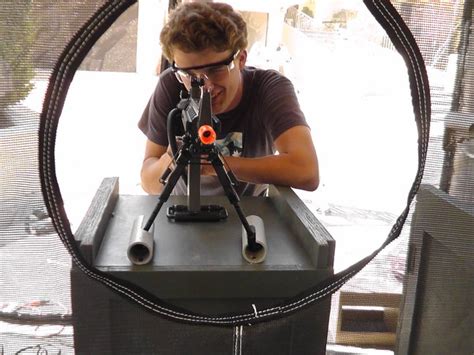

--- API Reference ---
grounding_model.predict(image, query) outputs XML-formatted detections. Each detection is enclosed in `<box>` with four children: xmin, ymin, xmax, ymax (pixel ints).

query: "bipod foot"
<box><xmin>167</xmin><ymin>204</ymin><xmax>228</xmax><ymax>222</ymax></box>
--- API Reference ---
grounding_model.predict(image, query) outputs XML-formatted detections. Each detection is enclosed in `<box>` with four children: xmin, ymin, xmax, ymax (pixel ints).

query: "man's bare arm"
<box><xmin>218</xmin><ymin>125</ymin><xmax>319</xmax><ymax>191</ymax></box>
<box><xmin>140</xmin><ymin>139</ymin><xmax>173</xmax><ymax>195</ymax></box>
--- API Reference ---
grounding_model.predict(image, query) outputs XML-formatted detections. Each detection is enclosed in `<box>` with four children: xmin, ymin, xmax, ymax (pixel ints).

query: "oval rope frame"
<box><xmin>39</xmin><ymin>0</ymin><xmax>430</xmax><ymax>326</ymax></box>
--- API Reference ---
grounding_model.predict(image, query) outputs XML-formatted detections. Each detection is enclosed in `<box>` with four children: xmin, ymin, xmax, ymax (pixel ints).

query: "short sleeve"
<box><xmin>257</xmin><ymin>70</ymin><xmax>308</xmax><ymax>140</ymax></box>
<box><xmin>138</xmin><ymin>68</ymin><xmax>182</xmax><ymax>146</ymax></box>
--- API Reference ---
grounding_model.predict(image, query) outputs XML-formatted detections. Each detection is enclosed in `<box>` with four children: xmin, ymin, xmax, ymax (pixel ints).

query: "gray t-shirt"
<box><xmin>138</xmin><ymin>66</ymin><xmax>308</xmax><ymax>196</ymax></box>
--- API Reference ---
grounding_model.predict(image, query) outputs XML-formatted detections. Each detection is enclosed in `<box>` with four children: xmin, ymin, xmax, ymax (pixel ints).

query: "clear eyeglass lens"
<box><xmin>174</xmin><ymin>61</ymin><xmax>234</xmax><ymax>87</ymax></box>
<box><xmin>205</xmin><ymin>64</ymin><xmax>231</xmax><ymax>82</ymax></box>
<box><xmin>174</xmin><ymin>70</ymin><xmax>189</xmax><ymax>85</ymax></box>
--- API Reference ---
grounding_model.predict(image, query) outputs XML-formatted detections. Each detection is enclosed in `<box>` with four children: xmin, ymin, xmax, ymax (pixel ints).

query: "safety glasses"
<box><xmin>171</xmin><ymin>50</ymin><xmax>240</xmax><ymax>87</ymax></box>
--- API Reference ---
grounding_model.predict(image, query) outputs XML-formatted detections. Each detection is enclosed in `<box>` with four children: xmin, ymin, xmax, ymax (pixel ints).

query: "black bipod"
<box><xmin>142</xmin><ymin>134</ymin><xmax>261</xmax><ymax>254</ymax></box>
<box><xmin>142</xmin><ymin>78</ymin><xmax>262</xmax><ymax>254</ymax></box>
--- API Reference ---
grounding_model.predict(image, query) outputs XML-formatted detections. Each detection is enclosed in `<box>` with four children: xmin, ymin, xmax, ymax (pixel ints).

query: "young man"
<box><xmin>138</xmin><ymin>2</ymin><xmax>319</xmax><ymax>196</ymax></box>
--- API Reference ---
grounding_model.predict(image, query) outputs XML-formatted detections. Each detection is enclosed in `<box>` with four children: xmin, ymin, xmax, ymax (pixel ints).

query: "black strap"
<box><xmin>39</xmin><ymin>0</ymin><xmax>430</xmax><ymax>326</ymax></box>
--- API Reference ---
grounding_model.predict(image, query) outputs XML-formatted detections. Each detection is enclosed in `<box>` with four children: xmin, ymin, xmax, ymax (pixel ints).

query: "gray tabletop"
<box><xmin>96</xmin><ymin>195</ymin><xmax>316</xmax><ymax>270</ymax></box>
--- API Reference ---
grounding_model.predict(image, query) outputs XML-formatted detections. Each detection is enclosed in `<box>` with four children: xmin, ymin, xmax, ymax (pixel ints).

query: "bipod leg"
<box><xmin>143</xmin><ymin>149</ymin><xmax>190</xmax><ymax>231</ymax></box>
<box><xmin>209</xmin><ymin>151</ymin><xmax>261</xmax><ymax>252</ymax></box>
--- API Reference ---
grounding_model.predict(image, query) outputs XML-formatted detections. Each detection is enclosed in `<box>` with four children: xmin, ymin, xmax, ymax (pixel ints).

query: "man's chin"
<box><xmin>211</xmin><ymin>92</ymin><xmax>227</xmax><ymax>114</ymax></box>
<box><xmin>212</xmin><ymin>103</ymin><xmax>226</xmax><ymax>115</ymax></box>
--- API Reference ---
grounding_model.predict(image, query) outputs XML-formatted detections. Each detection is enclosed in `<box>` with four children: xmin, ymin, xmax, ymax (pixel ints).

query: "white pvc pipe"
<box><xmin>242</xmin><ymin>215</ymin><xmax>267</xmax><ymax>264</ymax></box>
<box><xmin>127</xmin><ymin>215</ymin><xmax>154</xmax><ymax>265</ymax></box>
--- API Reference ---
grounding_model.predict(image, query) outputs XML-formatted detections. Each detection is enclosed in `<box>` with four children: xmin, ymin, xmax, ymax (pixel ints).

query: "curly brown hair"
<box><xmin>160</xmin><ymin>2</ymin><xmax>248</xmax><ymax>61</ymax></box>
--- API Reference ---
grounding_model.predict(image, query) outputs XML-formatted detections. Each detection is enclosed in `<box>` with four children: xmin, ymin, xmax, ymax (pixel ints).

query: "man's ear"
<box><xmin>238</xmin><ymin>49</ymin><xmax>247</xmax><ymax>69</ymax></box>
